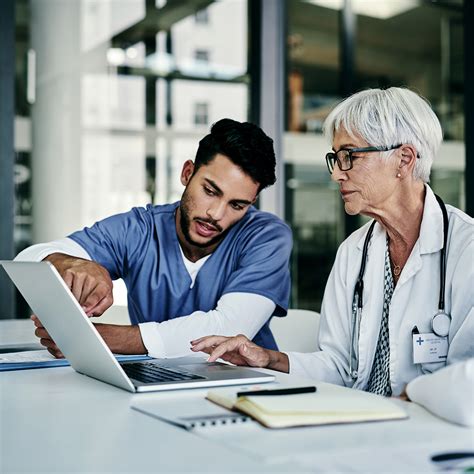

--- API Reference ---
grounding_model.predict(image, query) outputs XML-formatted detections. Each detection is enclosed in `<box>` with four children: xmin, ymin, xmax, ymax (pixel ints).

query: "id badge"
<box><xmin>412</xmin><ymin>333</ymin><xmax>448</xmax><ymax>364</ymax></box>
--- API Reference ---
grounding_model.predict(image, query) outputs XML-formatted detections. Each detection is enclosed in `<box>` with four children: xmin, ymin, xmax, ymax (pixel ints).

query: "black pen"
<box><xmin>237</xmin><ymin>386</ymin><xmax>317</xmax><ymax>397</ymax></box>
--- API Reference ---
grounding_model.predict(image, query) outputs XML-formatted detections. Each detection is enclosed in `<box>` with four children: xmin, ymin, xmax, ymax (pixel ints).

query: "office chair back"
<box><xmin>270</xmin><ymin>309</ymin><xmax>320</xmax><ymax>353</ymax></box>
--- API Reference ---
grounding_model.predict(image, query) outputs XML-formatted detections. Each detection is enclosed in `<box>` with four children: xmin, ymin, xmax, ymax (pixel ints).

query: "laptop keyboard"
<box><xmin>121</xmin><ymin>361</ymin><xmax>205</xmax><ymax>384</ymax></box>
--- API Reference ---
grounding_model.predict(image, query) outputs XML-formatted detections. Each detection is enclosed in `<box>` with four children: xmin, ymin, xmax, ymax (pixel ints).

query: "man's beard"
<box><xmin>179</xmin><ymin>191</ymin><xmax>228</xmax><ymax>249</ymax></box>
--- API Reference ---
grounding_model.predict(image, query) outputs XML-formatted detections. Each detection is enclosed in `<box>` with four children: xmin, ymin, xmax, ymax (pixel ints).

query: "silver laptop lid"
<box><xmin>1</xmin><ymin>261</ymin><xmax>275</xmax><ymax>392</ymax></box>
<box><xmin>0</xmin><ymin>261</ymin><xmax>134</xmax><ymax>391</ymax></box>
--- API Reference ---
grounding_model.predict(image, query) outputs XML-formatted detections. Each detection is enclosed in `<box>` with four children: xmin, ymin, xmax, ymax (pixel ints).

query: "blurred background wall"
<box><xmin>1</xmin><ymin>0</ymin><xmax>470</xmax><ymax>318</ymax></box>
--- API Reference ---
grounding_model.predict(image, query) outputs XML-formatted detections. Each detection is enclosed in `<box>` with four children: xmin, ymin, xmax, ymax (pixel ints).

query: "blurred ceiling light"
<box><xmin>306</xmin><ymin>0</ymin><xmax>419</xmax><ymax>19</ymax></box>
<box><xmin>145</xmin><ymin>52</ymin><xmax>174</xmax><ymax>74</ymax></box>
<box><xmin>107</xmin><ymin>48</ymin><xmax>126</xmax><ymax>66</ymax></box>
<box><xmin>126</xmin><ymin>47</ymin><xmax>138</xmax><ymax>59</ymax></box>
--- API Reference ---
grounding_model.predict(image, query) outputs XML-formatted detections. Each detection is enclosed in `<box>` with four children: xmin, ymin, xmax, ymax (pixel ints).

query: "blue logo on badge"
<box><xmin>416</xmin><ymin>337</ymin><xmax>424</xmax><ymax>346</ymax></box>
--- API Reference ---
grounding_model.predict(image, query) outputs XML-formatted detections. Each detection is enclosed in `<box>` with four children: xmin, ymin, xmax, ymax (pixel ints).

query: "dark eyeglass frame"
<box><xmin>325</xmin><ymin>144</ymin><xmax>403</xmax><ymax>174</ymax></box>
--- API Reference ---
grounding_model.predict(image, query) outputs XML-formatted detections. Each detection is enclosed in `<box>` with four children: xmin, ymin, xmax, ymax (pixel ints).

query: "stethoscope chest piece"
<box><xmin>431</xmin><ymin>311</ymin><xmax>451</xmax><ymax>338</ymax></box>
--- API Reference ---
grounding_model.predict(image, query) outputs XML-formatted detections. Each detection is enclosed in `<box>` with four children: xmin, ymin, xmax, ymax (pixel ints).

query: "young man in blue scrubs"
<box><xmin>17</xmin><ymin>119</ymin><xmax>292</xmax><ymax>358</ymax></box>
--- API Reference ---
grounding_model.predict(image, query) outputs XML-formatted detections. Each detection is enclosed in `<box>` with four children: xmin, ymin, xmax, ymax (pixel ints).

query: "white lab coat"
<box><xmin>288</xmin><ymin>185</ymin><xmax>474</xmax><ymax>397</ymax></box>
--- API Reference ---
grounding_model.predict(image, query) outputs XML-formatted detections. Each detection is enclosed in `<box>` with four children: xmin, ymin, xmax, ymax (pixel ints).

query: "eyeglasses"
<box><xmin>325</xmin><ymin>144</ymin><xmax>402</xmax><ymax>174</ymax></box>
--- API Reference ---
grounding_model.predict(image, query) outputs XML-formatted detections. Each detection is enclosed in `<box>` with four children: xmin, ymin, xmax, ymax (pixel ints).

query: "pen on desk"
<box><xmin>236</xmin><ymin>386</ymin><xmax>317</xmax><ymax>397</ymax></box>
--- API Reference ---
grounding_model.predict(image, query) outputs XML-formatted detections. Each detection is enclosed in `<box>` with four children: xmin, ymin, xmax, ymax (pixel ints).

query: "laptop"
<box><xmin>0</xmin><ymin>261</ymin><xmax>275</xmax><ymax>392</ymax></box>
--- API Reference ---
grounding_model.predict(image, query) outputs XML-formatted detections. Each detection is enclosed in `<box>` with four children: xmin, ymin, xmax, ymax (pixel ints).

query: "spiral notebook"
<box><xmin>206</xmin><ymin>382</ymin><xmax>408</xmax><ymax>428</ymax></box>
<box><xmin>131</xmin><ymin>397</ymin><xmax>251</xmax><ymax>430</ymax></box>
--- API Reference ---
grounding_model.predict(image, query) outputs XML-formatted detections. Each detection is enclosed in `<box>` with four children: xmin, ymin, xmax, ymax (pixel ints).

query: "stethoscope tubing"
<box><xmin>349</xmin><ymin>195</ymin><xmax>450</xmax><ymax>380</ymax></box>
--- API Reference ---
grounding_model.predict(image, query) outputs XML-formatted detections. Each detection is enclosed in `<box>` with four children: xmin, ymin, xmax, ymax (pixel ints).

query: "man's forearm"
<box><xmin>44</xmin><ymin>252</ymin><xmax>86</xmax><ymax>271</ymax></box>
<box><xmin>138</xmin><ymin>292</ymin><xmax>276</xmax><ymax>358</ymax></box>
<box><xmin>95</xmin><ymin>324</ymin><xmax>147</xmax><ymax>354</ymax></box>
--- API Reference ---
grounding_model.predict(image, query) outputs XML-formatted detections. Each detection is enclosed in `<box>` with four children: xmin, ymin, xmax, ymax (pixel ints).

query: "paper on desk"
<box><xmin>0</xmin><ymin>350</ymin><xmax>57</xmax><ymax>363</ymax></box>
<box><xmin>0</xmin><ymin>349</ymin><xmax>70</xmax><ymax>371</ymax></box>
<box><xmin>0</xmin><ymin>349</ymin><xmax>151</xmax><ymax>371</ymax></box>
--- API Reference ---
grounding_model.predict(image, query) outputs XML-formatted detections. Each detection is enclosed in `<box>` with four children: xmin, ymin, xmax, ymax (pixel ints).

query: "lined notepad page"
<box><xmin>207</xmin><ymin>382</ymin><xmax>408</xmax><ymax>428</ymax></box>
<box><xmin>245</xmin><ymin>387</ymin><xmax>400</xmax><ymax>415</ymax></box>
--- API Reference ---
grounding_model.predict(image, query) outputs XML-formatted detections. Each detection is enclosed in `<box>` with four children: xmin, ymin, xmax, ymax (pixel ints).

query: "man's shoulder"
<box><xmin>141</xmin><ymin>201</ymin><xmax>179</xmax><ymax>217</ymax></box>
<box><xmin>243</xmin><ymin>207</ymin><xmax>291</xmax><ymax>231</ymax></box>
<box><xmin>231</xmin><ymin>208</ymin><xmax>292</xmax><ymax>250</ymax></box>
<box><xmin>91</xmin><ymin>203</ymin><xmax>178</xmax><ymax>238</ymax></box>
<box><xmin>124</xmin><ymin>202</ymin><xmax>178</xmax><ymax>226</ymax></box>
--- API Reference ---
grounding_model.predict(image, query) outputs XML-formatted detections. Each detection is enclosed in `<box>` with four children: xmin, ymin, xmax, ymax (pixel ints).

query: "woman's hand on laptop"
<box><xmin>190</xmin><ymin>334</ymin><xmax>290</xmax><ymax>373</ymax></box>
<box><xmin>44</xmin><ymin>253</ymin><xmax>113</xmax><ymax>317</ymax></box>
<box><xmin>31</xmin><ymin>315</ymin><xmax>64</xmax><ymax>358</ymax></box>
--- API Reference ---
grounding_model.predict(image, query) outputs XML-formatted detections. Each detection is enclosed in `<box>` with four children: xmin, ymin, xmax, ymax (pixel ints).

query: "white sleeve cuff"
<box><xmin>286</xmin><ymin>351</ymin><xmax>348</xmax><ymax>386</ymax></box>
<box><xmin>138</xmin><ymin>292</ymin><xmax>275</xmax><ymax>359</ymax></box>
<box><xmin>15</xmin><ymin>237</ymin><xmax>91</xmax><ymax>262</ymax></box>
<box><xmin>138</xmin><ymin>322</ymin><xmax>167</xmax><ymax>358</ymax></box>
<box><xmin>406</xmin><ymin>359</ymin><xmax>474</xmax><ymax>427</ymax></box>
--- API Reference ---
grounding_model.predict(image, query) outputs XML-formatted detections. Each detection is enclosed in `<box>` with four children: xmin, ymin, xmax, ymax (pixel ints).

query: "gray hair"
<box><xmin>322</xmin><ymin>87</ymin><xmax>443</xmax><ymax>182</ymax></box>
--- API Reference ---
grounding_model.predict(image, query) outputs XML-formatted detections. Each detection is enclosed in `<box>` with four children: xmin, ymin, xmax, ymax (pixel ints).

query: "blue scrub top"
<box><xmin>69</xmin><ymin>202</ymin><xmax>292</xmax><ymax>350</ymax></box>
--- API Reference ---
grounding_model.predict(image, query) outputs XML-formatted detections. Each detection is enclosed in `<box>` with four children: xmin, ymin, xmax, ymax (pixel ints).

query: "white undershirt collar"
<box><xmin>178</xmin><ymin>245</ymin><xmax>212</xmax><ymax>289</ymax></box>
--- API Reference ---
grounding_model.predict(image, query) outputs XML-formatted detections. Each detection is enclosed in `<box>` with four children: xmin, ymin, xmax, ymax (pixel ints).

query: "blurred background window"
<box><xmin>285</xmin><ymin>0</ymin><xmax>465</xmax><ymax>311</ymax></box>
<box><xmin>13</xmin><ymin>0</ymin><xmax>249</xmax><ymax>314</ymax></box>
<box><xmin>7</xmin><ymin>0</ymin><xmax>467</xmax><ymax>318</ymax></box>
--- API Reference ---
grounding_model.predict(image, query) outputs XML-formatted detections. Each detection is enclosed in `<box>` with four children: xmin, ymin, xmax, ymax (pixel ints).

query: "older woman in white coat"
<box><xmin>191</xmin><ymin>87</ymin><xmax>473</xmax><ymax>423</ymax></box>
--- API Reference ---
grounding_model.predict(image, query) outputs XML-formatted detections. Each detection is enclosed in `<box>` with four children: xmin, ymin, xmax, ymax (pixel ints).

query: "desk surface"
<box><xmin>1</xmin><ymin>320</ymin><xmax>473</xmax><ymax>473</ymax></box>
<box><xmin>0</xmin><ymin>319</ymin><xmax>42</xmax><ymax>352</ymax></box>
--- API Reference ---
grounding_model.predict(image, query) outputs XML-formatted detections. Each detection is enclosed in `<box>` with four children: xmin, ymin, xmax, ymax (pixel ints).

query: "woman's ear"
<box><xmin>398</xmin><ymin>144</ymin><xmax>418</xmax><ymax>178</ymax></box>
<box><xmin>180</xmin><ymin>160</ymin><xmax>195</xmax><ymax>186</ymax></box>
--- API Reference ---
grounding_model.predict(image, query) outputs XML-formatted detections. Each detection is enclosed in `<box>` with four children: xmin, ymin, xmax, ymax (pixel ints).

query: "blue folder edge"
<box><xmin>0</xmin><ymin>354</ymin><xmax>152</xmax><ymax>372</ymax></box>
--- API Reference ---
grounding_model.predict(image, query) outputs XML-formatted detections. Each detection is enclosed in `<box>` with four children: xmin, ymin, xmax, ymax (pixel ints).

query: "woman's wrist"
<box><xmin>266</xmin><ymin>350</ymin><xmax>289</xmax><ymax>373</ymax></box>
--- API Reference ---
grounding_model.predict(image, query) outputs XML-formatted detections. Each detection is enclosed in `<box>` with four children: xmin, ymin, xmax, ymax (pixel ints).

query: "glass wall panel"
<box><xmin>285</xmin><ymin>0</ymin><xmax>342</xmax><ymax>311</ymax></box>
<box><xmin>354</xmin><ymin>1</ymin><xmax>465</xmax><ymax>208</ymax></box>
<box><xmin>14</xmin><ymin>0</ymin><xmax>249</xmax><ymax>315</ymax></box>
<box><xmin>153</xmin><ymin>0</ymin><xmax>248</xmax><ymax>204</ymax></box>
<box><xmin>285</xmin><ymin>0</ymin><xmax>465</xmax><ymax>312</ymax></box>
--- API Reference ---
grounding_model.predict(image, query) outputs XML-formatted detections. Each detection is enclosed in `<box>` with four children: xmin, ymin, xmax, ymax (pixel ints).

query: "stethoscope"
<box><xmin>349</xmin><ymin>194</ymin><xmax>450</xmax><ymax>380</ymax></box>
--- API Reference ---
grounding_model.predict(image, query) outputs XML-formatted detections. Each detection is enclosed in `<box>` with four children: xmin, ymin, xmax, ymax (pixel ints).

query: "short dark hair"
<box><xmin>194</xmin><ymin>118</ymin><xmax>276</xmax><ymax>191</ymax></box>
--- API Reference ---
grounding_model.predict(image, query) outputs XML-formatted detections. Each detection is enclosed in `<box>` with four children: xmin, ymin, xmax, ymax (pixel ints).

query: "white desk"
<box><xmin>1</xmin><ymin>320</ymin><xmax>473</xmax><ymax>473</ymax></box>
<box><xmin>0</xmin><ymin>319</ymin><xmax>42</xmax><ymax>352</ymax></box>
